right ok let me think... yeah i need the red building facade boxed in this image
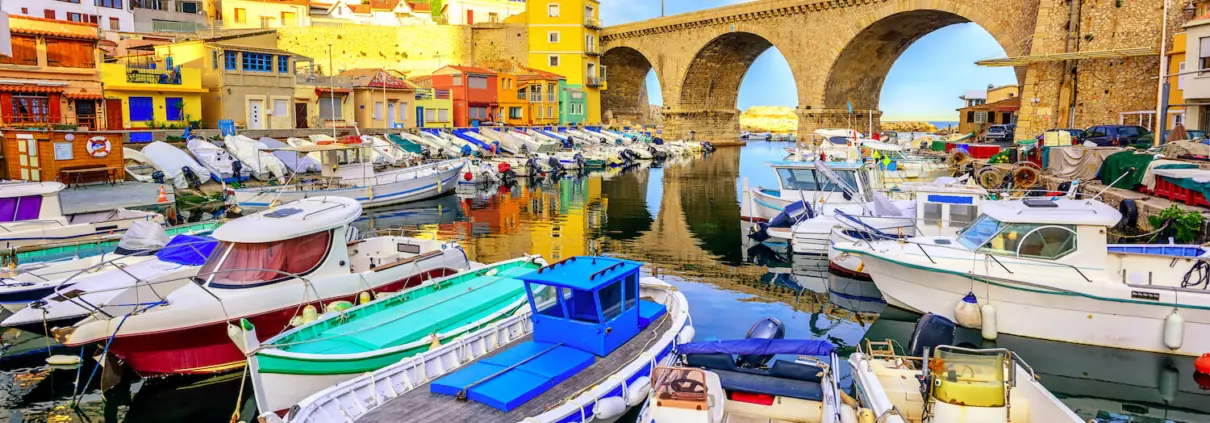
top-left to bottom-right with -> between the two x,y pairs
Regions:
430,65 -> 498,127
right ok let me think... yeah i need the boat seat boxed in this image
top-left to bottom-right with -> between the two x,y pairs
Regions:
713,369 -> 824,402
685,354 -> 823,384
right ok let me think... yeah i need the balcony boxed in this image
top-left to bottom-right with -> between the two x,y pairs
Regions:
585,17 -> 602,30
585,76 -> 604,88
295,73 -> 353,89
122,57 -> 184,85
415,89 -> 451,100
585,43 -> 601,57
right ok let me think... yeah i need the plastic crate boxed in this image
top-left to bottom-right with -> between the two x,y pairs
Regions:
969,145 -> 1002,159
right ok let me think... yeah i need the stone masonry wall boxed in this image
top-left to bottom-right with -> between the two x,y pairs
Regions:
470,23 -> 529,67
277,24 -> 526,77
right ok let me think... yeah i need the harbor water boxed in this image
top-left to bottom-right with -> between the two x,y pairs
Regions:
2,142 -> 1208,423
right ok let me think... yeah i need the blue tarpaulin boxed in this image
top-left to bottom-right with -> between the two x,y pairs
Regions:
678,339 -> 834,356
156,235 -> 218,266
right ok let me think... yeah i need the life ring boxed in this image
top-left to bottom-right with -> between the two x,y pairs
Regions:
86,136 -> 111,158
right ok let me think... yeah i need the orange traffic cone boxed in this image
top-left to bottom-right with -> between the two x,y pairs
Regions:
157,186 -> 168,203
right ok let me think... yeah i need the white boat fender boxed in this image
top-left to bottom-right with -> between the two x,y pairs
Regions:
46,355 -> 81,366
980,303 -> 998,341
677,326 -> 696,344
858,408 -> 876,423
1165,309 -> 1185,350
593,396 -> 627,420
954,292 -> 982,329
840,404 -> 859,423
485,268 -> 499,277
626,376 -> 651,407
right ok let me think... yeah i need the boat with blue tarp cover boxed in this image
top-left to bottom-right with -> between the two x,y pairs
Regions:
265,256 -> 693,423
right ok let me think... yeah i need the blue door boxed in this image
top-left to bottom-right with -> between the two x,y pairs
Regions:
416,107 -> 425,128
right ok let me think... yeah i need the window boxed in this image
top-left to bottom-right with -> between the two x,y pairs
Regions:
469,106 -> 488,120
530,283 -> 565,318
1179,62 -> 1188,90
166,97 -> 184,121
281,11 -> 296,25
509,107 -> 522,119
975,223 -> 1077,260
599,280 -> 623,320
548,55 -> 559,67
180,1 -> 200,13
319,97 -> 343,120
530,85 -> 541,102
547,83 -> 556,102
1,36 -> 38,66
571,103 -> 583,115
0,195 -> 44,222
547,4 -> 559,17
488,12 -> 498,23
259,16 -> 275,28
957,215 -> 1002,250
234,8 -> 246,23
11,95 -> 50,123
46,39 -> 96,68
224,51 -> 238,70
95,0 -> 121,9
278,56 -> 289,73
517,88 -> 526,101
44,9 -> 55,19
109,17 -> 120,30
922,203 -> 943,226
200,231 -> 333,288
973,111 -> 988,123
950,204 -> 979,226
438,109 -> 449,122
587,63 -> 596,78
548,106 -> 554,118
66,12 -> 97,22
452,75 -> 463,86
425,108 -> 436,122
548,31 -> 560,43
374,102 -> 383,119
468,76 -> 487,89
537,107 -> 543,118
600,65 -> 607,81
129,97 -> 154,122
775,168 -> 859,192
966,111 -> 974,123
1084,127 -> 1105,138
242,52 -> 273,72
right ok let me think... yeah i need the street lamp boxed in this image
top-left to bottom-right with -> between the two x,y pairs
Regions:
1185,1 -> 1197,17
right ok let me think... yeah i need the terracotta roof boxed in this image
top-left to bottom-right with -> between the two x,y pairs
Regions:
517,66 -> 566,81
241,0 -> 308,6
0,85 -> 66,93
9,16 -> 101,41
408,1 -> 430,12
368,0 -> 400,11
65,92 -> 104,100
348,3 -> 371,13
339,68 -> 419,89
409,75 -> 434,87
440,65 -> 497,75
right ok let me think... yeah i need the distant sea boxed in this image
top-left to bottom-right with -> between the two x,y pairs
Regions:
929,121 -> 959,131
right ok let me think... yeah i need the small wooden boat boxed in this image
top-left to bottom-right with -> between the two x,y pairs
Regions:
265,256 -> 692,423
230,143 -> 463,210
236,255 -> 546,415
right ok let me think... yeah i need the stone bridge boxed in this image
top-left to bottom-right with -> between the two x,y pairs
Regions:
600,0 -> 1042,141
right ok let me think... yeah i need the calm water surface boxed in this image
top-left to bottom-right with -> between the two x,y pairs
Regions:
2,142 -> 1207,422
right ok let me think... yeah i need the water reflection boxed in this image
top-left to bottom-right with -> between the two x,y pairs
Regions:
2,142 -> 1207,423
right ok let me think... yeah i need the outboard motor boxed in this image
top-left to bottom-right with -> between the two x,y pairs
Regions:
703,141 -> 717,152
151,169 -> 166,184
547,156 -> 564,172
526,157 -> 542,176
497,162 -> 516,179
460,145 -> 474,157
737,317 -> 786,369
573,153 -> 586,169
650,147 -> 667,161
562,138 -> 574,149
420,148 -> 432,160
181,166 -> 202,189
748,200 -> 815,242
231,160 -> 243,179
653,137 -> 665,145
909,313 -> 956,358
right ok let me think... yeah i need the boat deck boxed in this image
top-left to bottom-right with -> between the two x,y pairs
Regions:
59,181 -> 174,214
358,313 -> 672,423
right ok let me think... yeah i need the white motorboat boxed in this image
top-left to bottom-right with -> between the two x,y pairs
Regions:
224,135 -> 288,183
836,197 -> 1210,356
850,314 -> 1085,423
741,161 -> 875,223
122,147 -> 158,182
260,137 -> 322,174
139,141 -> 212,188
0,181 -> 164,250
187,137 -> 243,182
3,232 -> 216,334
360,135 -> 415,166
60,196 -> 473,377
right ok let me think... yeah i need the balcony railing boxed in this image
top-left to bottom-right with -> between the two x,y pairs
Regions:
295,73 -> 353,88
133,20 -> 209,33
585,17 -> 602,29
415,89 -> 450,100
4,114 -> 101,130
585,76 -> 603,88
127,66 -> 183,84
585,43 -> 601,57
132,0 -> 169,11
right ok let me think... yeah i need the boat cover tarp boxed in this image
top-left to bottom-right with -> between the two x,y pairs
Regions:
155,235 -> 218,266
141,141 -> 212,188
116,220 -> 171,253
678,339 -> 834,356
386,134 -> 424,154
1155,167 -> 1210,199
1097,151 -> 1156,189
1046,146 -> 1121,180
1141,160 -> 1199,191
259,137 -> 321,173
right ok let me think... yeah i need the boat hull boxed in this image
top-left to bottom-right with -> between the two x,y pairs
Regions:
860,253 -> 1210,356
0,215 -> 163,250
234,163 -> 462,210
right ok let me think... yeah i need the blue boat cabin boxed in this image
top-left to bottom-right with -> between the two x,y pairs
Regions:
521,256 -> 643,357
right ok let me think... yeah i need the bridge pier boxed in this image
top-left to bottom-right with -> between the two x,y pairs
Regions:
798,107 -> 882,137
663,108 -> 740,142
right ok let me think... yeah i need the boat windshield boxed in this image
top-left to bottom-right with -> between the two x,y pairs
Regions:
200,230 -> 332,288
776,167 -> 859,192
0,195 -> 44,222
957,215 -> 1005,250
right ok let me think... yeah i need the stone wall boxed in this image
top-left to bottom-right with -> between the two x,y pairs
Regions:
276,25 -> 475,76
470,23 -> 529,67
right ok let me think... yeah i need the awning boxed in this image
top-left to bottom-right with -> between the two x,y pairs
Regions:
316,87 -> 351,95
64,92 -> 103,100
0,85 -> 65,93
996,105 -> 1020,112
976,47 -> 1157,67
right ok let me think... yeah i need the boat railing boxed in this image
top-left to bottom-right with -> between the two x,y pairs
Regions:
882,236 -> 1095,283
0,219 -> 69,233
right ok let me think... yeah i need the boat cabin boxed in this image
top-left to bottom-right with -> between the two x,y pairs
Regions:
522,256 -> 650,357
273,144 -> 376,181
0,181 -> 65,224
767,161 -> 872,202
952,198 -> 1118,274
905,182 -> 987,236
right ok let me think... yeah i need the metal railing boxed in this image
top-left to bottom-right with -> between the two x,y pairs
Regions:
584,17 -> 602,29
126,66 -> 183,85
585,43 -> 601,56
585,76 -> 603,88
414,89 -> 450,100
3,114 -> 100,129
295,73 -> 353,88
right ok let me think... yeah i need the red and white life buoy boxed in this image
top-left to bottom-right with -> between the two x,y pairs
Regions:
86,136 -> 112,158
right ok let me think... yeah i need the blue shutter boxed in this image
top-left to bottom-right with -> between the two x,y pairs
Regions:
129,97 -> 153,121
165,97 -> 183,121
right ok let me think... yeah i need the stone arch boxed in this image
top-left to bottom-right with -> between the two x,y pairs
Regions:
601,46 -> 661,126
820,2 -> 1025,111
678,31 -> 779,111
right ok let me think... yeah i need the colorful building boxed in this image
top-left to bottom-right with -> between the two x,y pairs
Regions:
1167,32 -> 1188,130
131,0 -> 209,33
430,65 -> 498,127
409,75 -> 454,128
154,31 -> 300,129
3,0 -> 133,31
340,68 -> 420,128
495,67 -> 526,126
0,16 -> 105,130
517,67 -> 564,126
101,54 -> 206,129
525,0 -> 604,124
558,80 -> 586,125
956,84 -> 1020,136
440,0 -> 526,25
308,0 -> 433,26
292,58 -> 355,129
220,0 -> 308,29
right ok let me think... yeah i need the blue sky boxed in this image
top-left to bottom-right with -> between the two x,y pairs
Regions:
602,1 -> 1017,121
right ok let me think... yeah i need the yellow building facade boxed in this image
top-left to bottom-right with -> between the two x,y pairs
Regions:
1167,32 -> 1187,130
497,70 -> 528,126
523,0 -> 604,124
101,58 -> 206,129
220,0 -> 309,29
518,67 -> 564,126
410,76 -> 455,128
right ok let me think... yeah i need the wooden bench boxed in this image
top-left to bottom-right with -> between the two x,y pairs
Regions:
59,165 -> 120,189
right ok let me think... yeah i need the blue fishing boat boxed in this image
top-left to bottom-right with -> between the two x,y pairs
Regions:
266,256 -> 693,423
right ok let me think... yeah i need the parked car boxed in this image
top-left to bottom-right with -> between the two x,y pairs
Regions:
1135,129 -> 1206,145
1034,128 -> 1085,142
1078,125 -> 1150,146
984,124 -> 1015,141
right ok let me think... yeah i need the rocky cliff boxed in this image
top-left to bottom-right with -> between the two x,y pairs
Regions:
739,106 -> 796,134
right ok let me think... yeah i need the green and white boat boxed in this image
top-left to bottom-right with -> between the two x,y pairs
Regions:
231,255 -> 546,416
